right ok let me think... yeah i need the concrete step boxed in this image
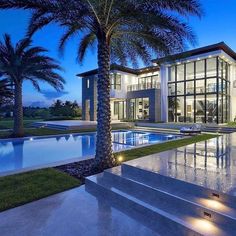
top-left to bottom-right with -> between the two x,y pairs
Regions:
104,167 -> 236,228
136,122 -> 236,134
33,122 -> 68,130
121,163 -> 236,208
86,169 -> 233,236
86,174 -> 202,236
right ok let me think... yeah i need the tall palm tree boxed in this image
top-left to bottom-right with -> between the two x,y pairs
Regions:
0,34 -> 65,137
0,0 -> 202,167
0,78 -> 13,106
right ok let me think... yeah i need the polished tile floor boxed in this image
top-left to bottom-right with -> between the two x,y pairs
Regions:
126,133 -> 236,195
0,186 -> 159,236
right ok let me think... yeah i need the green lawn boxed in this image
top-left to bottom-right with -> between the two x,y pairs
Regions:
0,168 -> 80,212
227,122 -> 236,127
114,133 -> 218,162
0,119 -> 42,130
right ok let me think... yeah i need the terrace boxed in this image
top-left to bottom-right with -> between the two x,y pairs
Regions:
1,132 -> 236,235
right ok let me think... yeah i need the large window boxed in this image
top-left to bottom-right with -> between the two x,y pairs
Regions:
114,101 -> 126,120
129,98 -> 149,120
168,56 -> 230,123
110,73 -> 121,90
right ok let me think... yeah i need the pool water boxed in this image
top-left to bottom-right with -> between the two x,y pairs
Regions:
0,130 -> 181,174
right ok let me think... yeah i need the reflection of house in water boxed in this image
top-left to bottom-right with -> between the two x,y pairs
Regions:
81,134 -> 96,157
166,135 -> 236,193
112,131 -> 150,146
13,140 -> 24,169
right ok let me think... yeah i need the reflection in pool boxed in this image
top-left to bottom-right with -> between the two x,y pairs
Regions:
0,130 -> 181,174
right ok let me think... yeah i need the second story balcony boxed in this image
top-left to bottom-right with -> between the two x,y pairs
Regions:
127,81 -> 160,92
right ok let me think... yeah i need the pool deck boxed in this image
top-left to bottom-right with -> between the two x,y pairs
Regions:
33,120 -> 133,130
1,133 -> 236,235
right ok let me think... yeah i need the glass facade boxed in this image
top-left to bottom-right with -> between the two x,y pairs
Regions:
127,75 -> 160,91
110,73 -> 121,90
129,98 -> 150,120
168,57 -> 230,123
113,101 -> 126,120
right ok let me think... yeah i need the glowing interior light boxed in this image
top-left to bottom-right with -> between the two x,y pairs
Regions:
29,137 -> 34,141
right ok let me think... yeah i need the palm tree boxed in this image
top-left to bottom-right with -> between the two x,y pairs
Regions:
0,0 -> 202,167
0,34 -> 65,137
0,78 -> 13,106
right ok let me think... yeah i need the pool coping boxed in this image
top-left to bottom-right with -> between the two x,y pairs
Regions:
0,129 -> 187,177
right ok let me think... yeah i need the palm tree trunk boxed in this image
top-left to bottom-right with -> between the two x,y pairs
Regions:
13,82 -> 24,137
95,38 -> 116,168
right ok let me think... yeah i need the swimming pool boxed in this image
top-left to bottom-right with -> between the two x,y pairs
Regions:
0,130 -> 182,175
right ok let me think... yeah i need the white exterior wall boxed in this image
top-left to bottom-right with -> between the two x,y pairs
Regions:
160,65 -> 168,122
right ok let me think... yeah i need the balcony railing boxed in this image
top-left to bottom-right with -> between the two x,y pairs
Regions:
127,82 -> 160,92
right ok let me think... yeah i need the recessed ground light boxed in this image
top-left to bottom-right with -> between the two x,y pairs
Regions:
117,155 -> 123,162
204,211 -> 212,219
212,193 -> 220,198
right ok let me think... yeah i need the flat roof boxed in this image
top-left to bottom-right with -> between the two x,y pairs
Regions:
152,42 -> 236,63
77,64 -> 159,77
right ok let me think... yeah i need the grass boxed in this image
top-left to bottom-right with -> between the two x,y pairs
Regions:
227,122 -> 236,127
114,134 -> 218,162
0,168 -> 81,212
0,119 -> 42,130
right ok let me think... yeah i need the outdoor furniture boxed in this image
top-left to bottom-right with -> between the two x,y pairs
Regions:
180,124 -> 202,135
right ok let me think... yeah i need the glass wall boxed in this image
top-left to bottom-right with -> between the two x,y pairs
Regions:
168,57 -> 230,123
110,73 -> 121,90
129,98 -> 149,120
113,100 -> 126,120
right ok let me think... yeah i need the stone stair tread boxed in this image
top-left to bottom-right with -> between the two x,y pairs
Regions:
105,166 -> 236,219
86,174 -> 229,236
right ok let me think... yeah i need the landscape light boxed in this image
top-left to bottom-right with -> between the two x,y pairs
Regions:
117,155 -> 123,162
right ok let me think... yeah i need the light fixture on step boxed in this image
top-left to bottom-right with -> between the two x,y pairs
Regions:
212,192 -> 220,199
204,211 -> 212,219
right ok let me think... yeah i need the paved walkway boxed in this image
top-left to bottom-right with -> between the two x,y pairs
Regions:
0,186 -> 159,236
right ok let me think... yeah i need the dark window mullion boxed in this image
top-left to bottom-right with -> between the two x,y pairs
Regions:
194,61 -> 196,123
175,65 -> 177,122
216,56 -> 219,124
204,59 -> 207,123
184,63 -> 186,122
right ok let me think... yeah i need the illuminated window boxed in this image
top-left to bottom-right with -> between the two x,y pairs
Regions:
87,79 -> 90,88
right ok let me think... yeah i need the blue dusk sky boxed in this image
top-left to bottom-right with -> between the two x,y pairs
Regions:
0,0 -> 236,107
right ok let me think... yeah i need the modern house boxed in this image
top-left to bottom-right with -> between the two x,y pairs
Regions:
78,42 -> 236,124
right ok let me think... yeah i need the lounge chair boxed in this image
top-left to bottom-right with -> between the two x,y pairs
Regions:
180,124 -> 202,135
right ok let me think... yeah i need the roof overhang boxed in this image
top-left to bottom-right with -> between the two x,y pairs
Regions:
152,42 -> 236,64
77,64 -> 159,77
